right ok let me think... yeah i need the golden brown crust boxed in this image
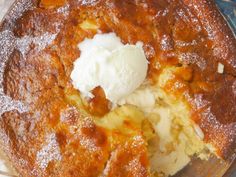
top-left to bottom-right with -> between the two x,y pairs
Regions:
180,0 -> 236,158
0,0 -> 236,176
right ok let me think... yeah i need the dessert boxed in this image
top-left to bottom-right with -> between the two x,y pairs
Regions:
0,0 -> 235,176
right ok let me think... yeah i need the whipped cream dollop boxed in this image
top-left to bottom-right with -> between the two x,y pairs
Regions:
71,33 -> 148,104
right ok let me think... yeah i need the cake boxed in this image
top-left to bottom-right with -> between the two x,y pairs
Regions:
0,0 -> 235,176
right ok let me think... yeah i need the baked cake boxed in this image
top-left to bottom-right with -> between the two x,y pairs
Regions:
0,0 -> 235,176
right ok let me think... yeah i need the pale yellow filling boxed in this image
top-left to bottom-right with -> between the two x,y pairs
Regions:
70,20 -> 214,177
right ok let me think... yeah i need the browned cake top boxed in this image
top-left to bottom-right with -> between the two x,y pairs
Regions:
0,0 -> 236,176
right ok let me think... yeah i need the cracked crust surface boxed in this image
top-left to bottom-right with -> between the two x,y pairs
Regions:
0,0 -> 236,176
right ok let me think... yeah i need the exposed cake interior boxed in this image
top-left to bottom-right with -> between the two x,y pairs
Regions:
67,72 -> 212,177
65,21 -> 216,176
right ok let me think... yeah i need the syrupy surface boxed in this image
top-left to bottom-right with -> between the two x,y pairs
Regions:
0,0 -> 236,176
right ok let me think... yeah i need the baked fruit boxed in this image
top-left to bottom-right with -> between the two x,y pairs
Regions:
0,0 -> 235,176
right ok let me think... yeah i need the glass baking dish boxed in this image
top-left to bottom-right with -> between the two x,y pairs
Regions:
0,0 -> 235,177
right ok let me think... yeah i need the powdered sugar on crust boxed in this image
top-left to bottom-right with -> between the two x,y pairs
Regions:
3,0 -> 34,29
77,118 -> 101,152
16,32 -> 58,58
0,30 -> 28,116
80,0 -> 100,6
0,0 -> 62,116
0,30 -> 15,93
57,4 -> 70,17
36,133 -> 62,170
0,0 -> 36,116
0,29 -> 59,116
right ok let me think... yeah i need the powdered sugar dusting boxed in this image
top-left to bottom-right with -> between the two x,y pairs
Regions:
0,0 -> 61,116
0,30 -> 28,116
77,118 -> 100,152
36,133 -> 62,170
78,132 -> 100,152
60,106 -> 78,123
80,0 -> 99,6
0,31 -> 58,116
3,0 -> 34,29
57,4 -> 70,17
16,32 -> 58,58
0,96 -> 28,116
0,127 -> 10,146
179,52 -> 207,70
0,0 -> 36,116
192,94 -> 210,110
126,157 -> 145,174
0,30 -> 15,93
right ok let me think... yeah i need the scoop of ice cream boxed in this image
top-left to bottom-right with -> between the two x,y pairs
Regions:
71,33 -> 148,104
